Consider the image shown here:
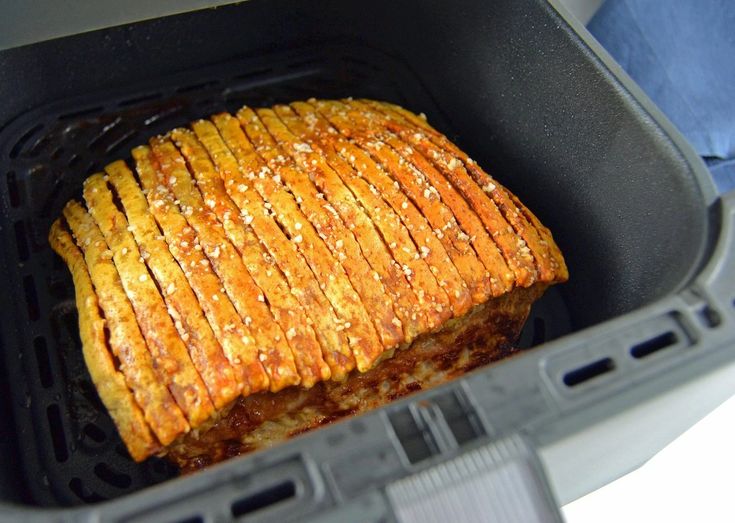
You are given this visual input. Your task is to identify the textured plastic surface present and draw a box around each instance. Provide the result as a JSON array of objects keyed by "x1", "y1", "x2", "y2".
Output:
[
  {"x1": 0, "y1": 0, "x2": 733, "y2": 520},
  {"x1": 387, "y1": 435, "x2": 562, "y2": 523}
]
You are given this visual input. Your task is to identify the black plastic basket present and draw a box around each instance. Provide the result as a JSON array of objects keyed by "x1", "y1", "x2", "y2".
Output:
[{"x1": 0, "y1": 0, "x2": 733, "y2": 520}]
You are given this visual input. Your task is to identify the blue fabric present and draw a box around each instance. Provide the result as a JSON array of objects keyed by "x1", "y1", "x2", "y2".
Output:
[
  {"x1": 588, "y1": 0, "x2": 735, "y2": 193},
  {"x1": 706, "y1": 157, "x2": 735, "y2": 193}
]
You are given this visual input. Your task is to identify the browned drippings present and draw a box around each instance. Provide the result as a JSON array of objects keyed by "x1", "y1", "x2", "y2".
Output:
[{"x1": 167, "y1": 284, "x2": 545, "y2": 473}]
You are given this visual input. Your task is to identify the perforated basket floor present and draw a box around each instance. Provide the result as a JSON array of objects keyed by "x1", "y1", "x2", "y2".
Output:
[{"x1": 0, "y1": 44, "x2": 571, "y2": 506}]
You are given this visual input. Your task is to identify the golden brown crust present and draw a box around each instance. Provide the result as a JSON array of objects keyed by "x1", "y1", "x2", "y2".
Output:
[
  {"x1": 275, "y1": 103, "x2": 425, "y2": 342},
  {"x1": 347, "y1": 100, "x2": 521, "y2": 293},
  {"x1": 253, "y1": 108, "x2": 403, "y2": 350},
  {"x1": 62, "y1": 200, "x2": 189, "y2": 445},
  {"x1": 148, "y1": 139, "x2": 302, "y2": 393},
  {"x1": 318, "y1": 100, "x2": 493, "y2": 308},
  {"x1": 208, "y1": 113, "x2": 355, "y2": 379},
  {"x1": 48, "y1": 220, "x2": 161, "y2": 461},
  {"x1": 237, "y1": 107, "x2": 384, "y2": 372},
  {"x1": 104, "y1": 161, "x2": 241, "y2": 409},
  {"x1": 369, "y1": 100, "x2": 566, "y2": 282},
  {"x1": 132, "y1": 146, "x2": 270, "y2": 396},
  {"x1": 309, "y1": 101, "x2": 463, "y2": 322},
  {"x1": 171, "y1": 127, "x2": 331, "y2": 388},
  {"x1": 82, "y1": 174, "x2": 215, "y2": 427}
]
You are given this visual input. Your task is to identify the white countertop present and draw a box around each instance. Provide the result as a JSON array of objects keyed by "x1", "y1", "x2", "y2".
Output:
[{"x1": 564, "y1": 392, "x2": 735, "y2": 522}]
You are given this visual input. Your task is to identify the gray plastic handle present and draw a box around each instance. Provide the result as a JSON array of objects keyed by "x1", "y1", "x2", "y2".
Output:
[{"x1": 386, "y1": 435, "x2": 563, "y2": 523}]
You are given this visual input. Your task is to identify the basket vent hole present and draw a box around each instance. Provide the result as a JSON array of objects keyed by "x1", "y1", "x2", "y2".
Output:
[
  {"x1": 67, "y1": 154, "x2": 82, "y2": 168},
  {"x1": 143, "y1": 104, "x2": 183, "y2": 127},
  {"x1": 94, "y1": 463, "x2": 132, "y2": 489},
  {"x1": 630, "y1": 331, "x2": 678, "y2": 359},
  {"x1": 47, "y1": 404, "x2": 69, "y2": 462},
  {"x1": 388, "y1": 409, "x2": 437, "y2": 464},
  {"x1": 6, "y1": 171, "x2": 21, "y2": 207},
  {"x1": 40, "y1": 177, "x2": 64, "y2": 218},
  {"x1": 23, "y1": 275, "x2": 40, "y2": 321},
  {"x1": 58, "y1": 106, "x2": 103, "y2": 121},
  {"x1": 287, "y1": 58, "x2": 320, "y2": 70},
  {"x1": 14, "y1": 220, "x2": 30, "y2": 261},
  {"x1": 176, "y1": 81, "x2": 218, "y2": 94},
  {"x1": 697, "y1": 305, "x2": 721, "y2": 329},
  {"x1": 175, "y1": 517, "x2": 204, "y2": 523},
  {"x1": 10, "y1": 123, "x2": 43, "y2": 158},
  {"x1": 232, "y1": 68, "x2": 274, "y2": 81},
  {"x1": 88, "y1": 117, "x2": 121, "y2": 150},
  {"x1": 34, "y1": 336, "x2": 53, "y2": 388},
  {"x1": 83, "y1": 423, "x2": 107, "y2": 443},
  {"x1": 105, "y1": 129, "x2": 137, "y2": 155},
  {"x1": 69, "y1": 477, "x2": 106, "y2": 503},
  {"x1": 27, "y1": 135, "x2": 50, "y2": 157},
  {"x1": 436, "y1": 393, "x2": 485, "y2": 446},
  {"x1": 563, "y1": 357, "x2": 615, "y2": 387},
  {"x1": 230, "y1": 480, "x2": 296, "y2": 518},
  {"x1": 118, "y1": 92, "x2": 163, "y2": 107}
]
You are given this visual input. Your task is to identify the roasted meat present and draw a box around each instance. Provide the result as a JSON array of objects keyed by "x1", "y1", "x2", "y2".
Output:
[{"x1": 49, "y1": 99, "x2": 567, "y2": 465}]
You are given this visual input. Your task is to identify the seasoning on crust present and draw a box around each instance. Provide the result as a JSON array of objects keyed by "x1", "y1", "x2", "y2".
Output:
[
  {"x1": 49, "y1": 98, "x2": 567, "y2": 464},
  {"x1": 49, "y1": 221, "x2": 161, "y2": 460}
]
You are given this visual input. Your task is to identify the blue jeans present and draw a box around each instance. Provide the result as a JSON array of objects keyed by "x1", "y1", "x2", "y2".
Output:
[{"x1": 588, "y1": 0, "x2": 735, "y2": 193}]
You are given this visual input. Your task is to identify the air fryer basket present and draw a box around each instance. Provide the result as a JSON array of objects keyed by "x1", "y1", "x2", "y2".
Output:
[
  {"x1": 1, "y1": 0, "x2": 733, "y2": 520},
  {"x1": 0, "y1": 44, "x2": 571, "y2": 506}
]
